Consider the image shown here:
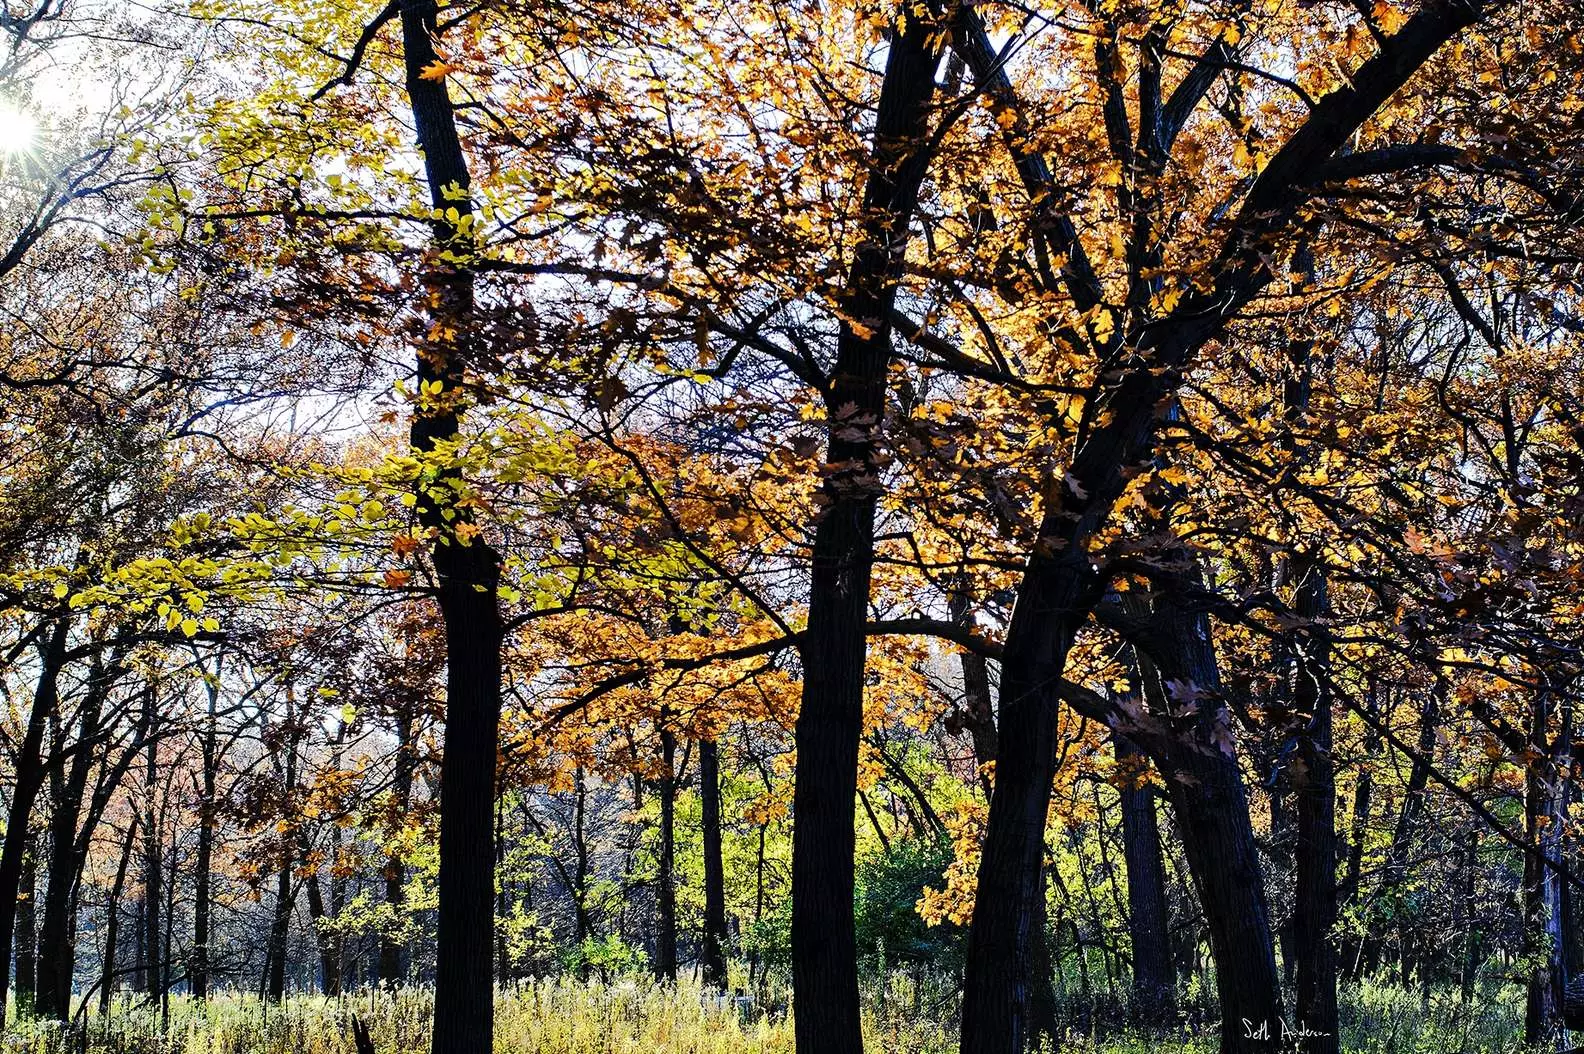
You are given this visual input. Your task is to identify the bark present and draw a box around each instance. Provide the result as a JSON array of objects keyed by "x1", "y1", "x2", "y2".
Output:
[
  {"x1": 397, "y1": 1, "x2": 506, "y2": 1048},
  {"x1": 99, "y1": 816, "x2": 137, "y2": 1015},
  {"x1": 142, "y1": 699, "x2": 163, "y2": 1004},
  {"x1": 266, "y1": 854, "x2": 291, "y2": 1000},
  {"x1": 699, "y1": 737, "x2": 729, "y2": 990},
  {"x1": 379, "y1": 698, "x2": 415, "y2": 987},
  {"x1": 1115, "y1": 731, "x2": 1174, "y2": 1023},
  {"x1": 306, "y1": 864, "x2": 340, "y2": 995},
  {"x1": 1288, "y1": 560, "x2": 1338, "y2": 1054},
  {"x1": 789, "y1": 13, "x2": 939, "y2": 1054},
  {"x1": 1524, "y1": 692, "x2": 1571, "y2": 1048},
  {"x1": 655, "y1": 726, "x2": 678, "y2": 983},
  {"x1": 0, "y1": 619, "x2": 67, "y2": 1022},
  {"x1": 35, "y1": 651, "x2": 115, "y2": 1020},
  {"x1": 192, "y1": 676, "x2": 220, "y2": 1000},
  {"x1": 14, "y1": 828, "x2": 36, "y2": 1016},
  {"x1": 1131, "y1": 603, "x2": 1284, "y2": 1054}
]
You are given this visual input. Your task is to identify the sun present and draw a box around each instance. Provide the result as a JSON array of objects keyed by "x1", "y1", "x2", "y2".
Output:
[{"x1": 0, "y1": 103, "x2": 39, "y2": 158}]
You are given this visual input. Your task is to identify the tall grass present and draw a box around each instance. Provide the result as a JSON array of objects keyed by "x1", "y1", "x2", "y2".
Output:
[{"x1": 0, "y1": 976, "x2": 1525, "y2": 1053}]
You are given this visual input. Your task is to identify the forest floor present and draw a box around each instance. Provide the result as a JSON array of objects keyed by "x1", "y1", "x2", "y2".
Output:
[{"x1": 3, "y1": 976, "x2": 1524, "y2": 1054}]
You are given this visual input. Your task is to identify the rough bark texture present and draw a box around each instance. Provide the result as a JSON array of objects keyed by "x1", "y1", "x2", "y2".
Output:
[
  {"x1": 267, "y1": 850, "x2": 291, "y2": 1002},
  {"x1": 699, "y1": 738, "x2": 730, "y2": 990},
  {"x1": 1136, "y1": 606, "x2": 1285, "y2": 1054},
  {"x1": 1115, "y1": 732, "x2": 1174, "y2": 1023},
  {"x1": 788, "y1": 13, "x2": 939, "y2": 1054},
  {"x1": 1289, "y1": 560, "x2": 1338, "y2": 1053}
]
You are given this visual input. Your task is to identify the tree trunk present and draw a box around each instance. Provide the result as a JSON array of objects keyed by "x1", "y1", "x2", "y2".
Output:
[
  {"x1": 14, "y1": 828, "x2": 36, "y2": 1017},
  {"x1": 1116, "y1": 732, "x2": 1174, "y2": 1023},
  {"x1": 700, "y1": 737, "x2": 729, "y2": 990},
  {"x1": 397, "y1": 1, "x2": 505, "y2": 1048},
  {"x1": 192, "y1": 678, "x2": 219, "y2": 1001},
  {"x1": 789, "y1": 13, "x2": 939, "y2": 1054},
  {"x1": 958, "y1": 593, "x2": 1073, "y2": 1054},
  {"x1": 1131, "y1": 601, "x2": 1284, "y2": 1054},
  {"x1": 0, "y1": 619, "x2": 67, "y2": 1022},
  {"x1": 268, "y1": 851, "x2": 292, "y2": 1001},
  {"x1": 1289, "y1": 560, "x2": 1338, "y2": 1054},
  {"x1": 655, "y1": 726, "x2": 678, "y2": 983},
  {"x1": 1524, "y1": 692, "x2": 1571, "y2": 1048},
  {"x1": 142, "y1": 701, "x2": 163, "y2": 1006},
  {"x1": 306, "y1": 865, "x2": 340, "y2": 995},
  {"x1": 99, "y1": 816, "x2": 137, "y2": 1015},
  {"x1": 35, "y1": 653, "x2": 114, "y2": 1020},
  {"x1": 380, "y1": 699, "x2": 415, "y2": 987}
]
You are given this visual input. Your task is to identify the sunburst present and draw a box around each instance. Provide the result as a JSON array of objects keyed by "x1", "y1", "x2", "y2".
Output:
[{"x1": 0, "y1": 103, "x2": 39, "y2": 158}]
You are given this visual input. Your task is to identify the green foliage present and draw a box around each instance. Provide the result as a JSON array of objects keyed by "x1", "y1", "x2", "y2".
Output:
[
  {"x1": 560, "y1": 934, "x2": 650, "y2": 980},
  {"x1": 854, "y1": 839, "x2": 963, "y2": 970}
]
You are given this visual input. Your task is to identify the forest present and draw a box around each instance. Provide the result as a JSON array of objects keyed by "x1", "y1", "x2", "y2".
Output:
[{"x1": 0, "y1": 0, "x2": 1581, "y2": 1052}]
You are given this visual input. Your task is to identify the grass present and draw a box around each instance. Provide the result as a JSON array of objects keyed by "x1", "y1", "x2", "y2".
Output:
[{"x1": 0, "y1": 975, "x2": 1526, "y2": 1053}]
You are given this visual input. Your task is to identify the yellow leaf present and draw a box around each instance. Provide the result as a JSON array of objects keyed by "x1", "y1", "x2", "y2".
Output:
[{"x1": 420, "y1": 61, "x2": 456, "y2": 81}]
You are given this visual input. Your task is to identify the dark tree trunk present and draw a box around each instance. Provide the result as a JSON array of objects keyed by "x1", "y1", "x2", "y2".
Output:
[
  {"x1": 306, "y1": 865, "x2": 340, "y2": 995},
  {"x1": 958, "y1": 588, "x2": 1073, "y2": 1054},
  {"x1": 380, "y1": 699, "x2": 415, "y2": 987},
  {"x1": 0, "y1": 619, "x2": 67, "y2": 1023},
  {"x1": 142, "y1": 702, "x2": 163, "y2": 1005},
  {"x1": 14, "y1": 828, "x2": 36, "y2": 1017},
  {"x1": 1524, "y1": 692, "x2": 1571, "y2": 1048},
  {"x1": 192, "y1": 679, "x2": 219, "y2": 1001},
  {"x1": 1289, "y1": 560, "x2": 1338, "y2": 1054},
  {"x1": 1115, "y1": 732, "x2": 1174, "y2": 1023},
  {"x1": 789, "y1": 13, "x2": 939, "y2": 1054},
  {"x1": 655, "y1": 726, "x2": 678, "y2": 983},
  {"x1": 396, "y1": 1, "x2": 505, "y2": 1048},
  {"x1": 573, "y1": 765, "x2": 592, "y2": 967},
  {"x1": 1163, "y1": 745, "x2": 1284, "y2": 1054},
  {"x1": 1130, "y1": 603, "x2": 1284, "y2": 1054},
  {"x1": 99, "y1": 816, "x2": 137, "y2": 1016},
  {"x1": 268, "y1": 853, "x2": 291, "y2": 1001},
  {"x1": 700, "y1": 737, "x2": 729, "y2": 990},
  {"x1": 36, "y1": 652, "x2": 116, "y2": 1020}
]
